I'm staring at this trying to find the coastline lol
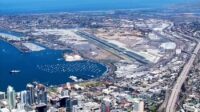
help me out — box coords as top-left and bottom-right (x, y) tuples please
(0, 38), (24, 53)
(0, 38), (111, 91)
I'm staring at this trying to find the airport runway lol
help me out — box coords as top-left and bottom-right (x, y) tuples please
(76, 31), (150, 64)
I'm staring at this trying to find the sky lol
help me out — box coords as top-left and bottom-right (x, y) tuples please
(0, 0), (198, 14)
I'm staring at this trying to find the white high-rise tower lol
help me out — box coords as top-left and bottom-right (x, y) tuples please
(7, 86), (16, 110)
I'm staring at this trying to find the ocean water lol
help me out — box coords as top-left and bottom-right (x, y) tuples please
(0, 0), (198, 14)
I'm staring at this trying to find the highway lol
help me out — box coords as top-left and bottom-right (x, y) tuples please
(76, 31), (150, 64)
(166, 40), (200, 112)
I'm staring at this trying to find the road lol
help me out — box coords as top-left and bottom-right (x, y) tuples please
(166, 40), (200, 112)
(76, 31), (150, 64)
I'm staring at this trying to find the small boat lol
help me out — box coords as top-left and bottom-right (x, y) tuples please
(57, 58), (62, 61)
(10, 70), (21, 74)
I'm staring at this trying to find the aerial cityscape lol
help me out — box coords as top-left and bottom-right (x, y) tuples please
(0, 0), (200, 112)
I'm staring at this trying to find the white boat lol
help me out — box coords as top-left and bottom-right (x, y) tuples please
(57, 58), (62, 61)
(10, 70), (21, 73)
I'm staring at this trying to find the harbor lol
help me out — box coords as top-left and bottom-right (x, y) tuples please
(0, 39), (107, 91)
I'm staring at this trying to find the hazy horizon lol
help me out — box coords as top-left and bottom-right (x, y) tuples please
(0, 0), (199, 14)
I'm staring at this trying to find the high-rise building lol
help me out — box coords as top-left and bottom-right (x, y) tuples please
(20, 90), (27, 104)
(59, 96), (78, 112)
(0, 92), (5, 100)
(7, 86), (16, 110)
(61, 90), (69, 97)
(36, 84), (48, 104)
(36, 90), (47, 104)
(26, 84), (35, 105)
(59, 96), (70, 108)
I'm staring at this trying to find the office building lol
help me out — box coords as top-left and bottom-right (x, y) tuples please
(20, 91), (27, 104)
(27, 84), (35, 105)
(0, 92), (5, 100)
(7, 86), (16, 110)
(36, 85), (48, 105)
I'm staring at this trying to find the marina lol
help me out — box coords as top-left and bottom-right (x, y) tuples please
(0, 38), (107, 91)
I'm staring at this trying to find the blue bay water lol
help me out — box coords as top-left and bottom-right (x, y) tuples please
(0, 38), (107, 91)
